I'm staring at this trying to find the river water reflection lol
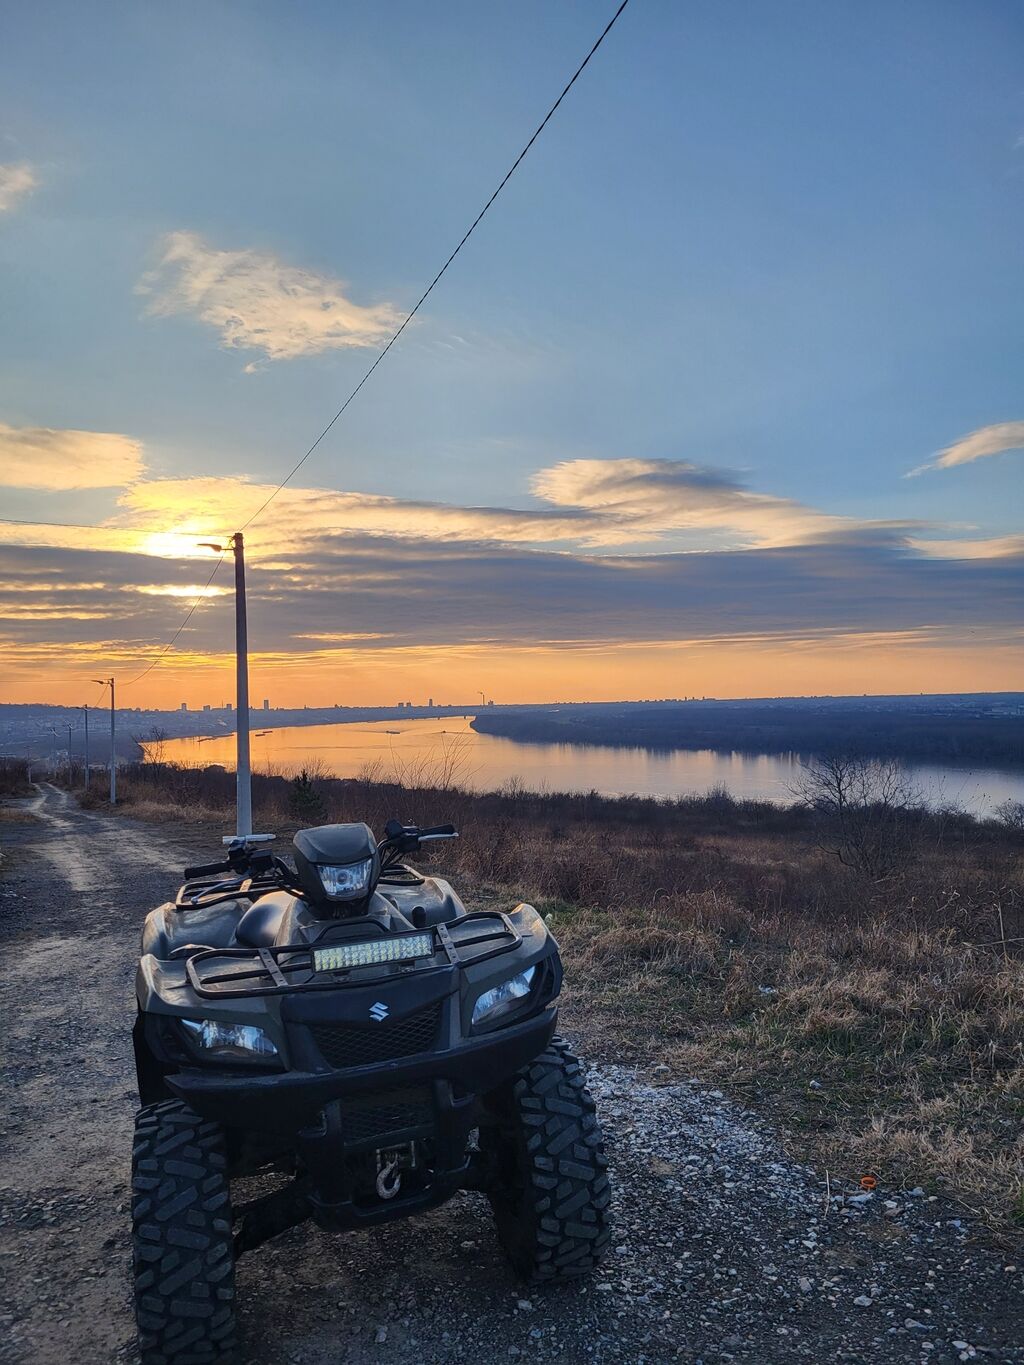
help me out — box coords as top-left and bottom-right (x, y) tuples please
(147, 717), (1024, 818)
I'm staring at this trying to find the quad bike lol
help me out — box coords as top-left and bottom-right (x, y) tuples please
(131, 818), (612, 1362)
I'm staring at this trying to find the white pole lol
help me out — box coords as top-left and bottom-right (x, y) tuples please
(232, 533), (252, 836)
(83, 705), (90, 789)
(109, 677), (116, 805)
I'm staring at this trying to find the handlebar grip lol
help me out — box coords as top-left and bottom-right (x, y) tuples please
(418, 823), (456, 837)
(184, 859), (233, 879)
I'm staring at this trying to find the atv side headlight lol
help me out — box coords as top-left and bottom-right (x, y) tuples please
(318, 857), (374, 900)
(180, 1018), (279, 1062)
(471, 966), (536, 1028)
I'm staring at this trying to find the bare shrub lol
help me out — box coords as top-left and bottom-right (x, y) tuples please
(994, 799), (1024, 835)
(0, 756), (33, 797)
(793, 754), (925, 880)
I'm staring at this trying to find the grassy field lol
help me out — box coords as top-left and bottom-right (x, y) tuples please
(23, 756), (1024, 1236)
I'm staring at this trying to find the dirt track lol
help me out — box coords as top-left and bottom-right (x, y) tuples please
(1, 786), (1022, 1364)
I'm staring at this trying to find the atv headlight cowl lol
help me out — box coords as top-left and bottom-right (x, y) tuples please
(180, 1018), (279, 1063)
(471, 966), (536, 1029)
(318, 857), (374, 901)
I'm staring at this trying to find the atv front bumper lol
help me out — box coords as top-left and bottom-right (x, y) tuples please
(163, 1005), (557, 1231)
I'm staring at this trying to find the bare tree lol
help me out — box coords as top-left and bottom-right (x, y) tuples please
(792, 754), (923, 880)
(139, 726), (169, 766)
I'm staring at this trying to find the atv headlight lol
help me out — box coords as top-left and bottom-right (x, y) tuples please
(317, 857), (374, 900)
(180, 1018), (279, 1062)
(471, 966), (536, 1028)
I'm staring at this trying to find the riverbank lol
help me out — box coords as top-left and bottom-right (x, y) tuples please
(52, 756), (1024, 1236)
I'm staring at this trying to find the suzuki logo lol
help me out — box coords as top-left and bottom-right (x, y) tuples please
(369, 1001), (389, 1022)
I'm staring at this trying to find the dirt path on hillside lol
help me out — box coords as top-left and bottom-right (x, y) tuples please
(1, 787), (1021, 1365)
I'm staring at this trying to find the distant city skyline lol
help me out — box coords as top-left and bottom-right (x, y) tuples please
(1, 2), (1021, 706)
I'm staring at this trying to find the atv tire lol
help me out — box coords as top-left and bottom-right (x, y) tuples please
(131, 1099), (237, 1364)
(484, 1036), (612, 1281)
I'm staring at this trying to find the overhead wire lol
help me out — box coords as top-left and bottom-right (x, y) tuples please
(0, 515), (125, 532)
(238, 0), (631, 533)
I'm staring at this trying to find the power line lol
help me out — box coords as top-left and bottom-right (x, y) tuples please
(238, 0), (632, 533)
(0, 515), (121, 533)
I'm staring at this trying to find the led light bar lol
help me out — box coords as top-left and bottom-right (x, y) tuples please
(313, 932), (434, 973)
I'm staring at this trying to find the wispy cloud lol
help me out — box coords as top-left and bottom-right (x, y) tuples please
(138, 231), (403, 366)
(907, 421), (1024, 476)
(0, 162), (37, 213)
(533, 458), (847, 547)
(0, 423), (145, 490)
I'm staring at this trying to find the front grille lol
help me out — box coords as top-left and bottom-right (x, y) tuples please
(342, 1086), (434, 1144)
(310, 1002), (442, 1068)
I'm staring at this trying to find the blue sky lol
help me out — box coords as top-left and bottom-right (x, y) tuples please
(1, 1), (1022, 704)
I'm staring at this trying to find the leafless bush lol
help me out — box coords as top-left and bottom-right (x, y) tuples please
(792, 754), (925, 880)
(994, 799), (1024, 835)
(0, 756), (33, 798)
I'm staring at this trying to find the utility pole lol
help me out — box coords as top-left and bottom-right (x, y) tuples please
(232, 532), (252, 836)
(67, 723), (73, 785)
(200, 533), (252, 836)
(93, 678), (116, 804)
(82, 705), (90, 790)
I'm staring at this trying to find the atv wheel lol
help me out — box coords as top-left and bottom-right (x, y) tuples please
(483, 1036), (612, 1281)
(131, 1099), (237, 1364)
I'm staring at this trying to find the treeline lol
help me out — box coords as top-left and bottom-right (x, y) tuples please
(472, 703), (1024, 767)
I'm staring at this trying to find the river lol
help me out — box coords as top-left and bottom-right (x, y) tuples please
(145, 717), (1024, 818)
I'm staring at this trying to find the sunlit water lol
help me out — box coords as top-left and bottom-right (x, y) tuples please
(145, 717), (1024, 817)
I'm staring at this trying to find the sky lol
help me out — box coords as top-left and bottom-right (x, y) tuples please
(1, 0), (1022, 708)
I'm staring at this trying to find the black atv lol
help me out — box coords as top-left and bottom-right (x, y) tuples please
(131, 819), (611, 1362)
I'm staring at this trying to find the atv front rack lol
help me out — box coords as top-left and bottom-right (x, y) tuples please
(184, 912), (522, 999)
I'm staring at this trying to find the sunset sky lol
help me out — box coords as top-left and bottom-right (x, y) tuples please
(1, 1), (1022, 709)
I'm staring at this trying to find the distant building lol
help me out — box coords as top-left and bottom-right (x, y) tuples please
(202, 704), (211, 712)
(262, 699), (270, 710)
(225, 701), (232, 711)
(428, 697), (434, 708)
(180, 702), (188, 712)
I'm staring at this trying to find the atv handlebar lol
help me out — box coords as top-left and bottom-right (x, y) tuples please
(184, 823), (458, 884)
(184, 857), (234, 879)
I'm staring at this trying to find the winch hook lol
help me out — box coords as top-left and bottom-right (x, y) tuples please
(375, 1157), (402, 1200)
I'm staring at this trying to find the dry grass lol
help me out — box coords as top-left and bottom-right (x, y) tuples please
(0, 757), (33, 799)
(66, 758), (1024, 1235)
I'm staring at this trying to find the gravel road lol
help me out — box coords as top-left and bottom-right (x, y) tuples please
(1, 786), (1021, 1365)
